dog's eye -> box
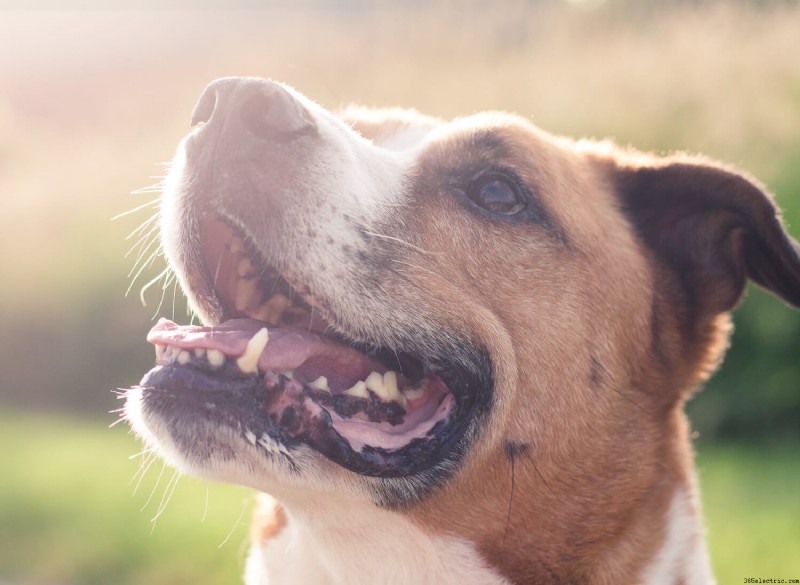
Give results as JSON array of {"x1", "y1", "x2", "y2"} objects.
[{"x1": 466, "y1": 175, "x2": 525, "y2": 216}]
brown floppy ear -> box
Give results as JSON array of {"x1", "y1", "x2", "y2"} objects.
[{"x1": 613, "y1": 156, "x2": 800, "y2": 316}]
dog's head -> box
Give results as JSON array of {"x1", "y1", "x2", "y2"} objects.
[{"x1": 126, "y1": 77, "x2": 800, "y2": 577}]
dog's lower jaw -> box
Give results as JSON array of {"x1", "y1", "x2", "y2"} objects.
[{"x1": 243, "y1": 493, "x2": 512, "y2": 585}]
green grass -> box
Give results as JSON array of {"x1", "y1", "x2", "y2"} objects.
[
  {"x1": 0, "y1": 413, "x2": 253, "y2": 585},
  {"x1": 1, "y1": 413, "x2": 798, "y2": 584},
  {"x1": 697, "y1": 444, "x2": 800, "y2": 583}
]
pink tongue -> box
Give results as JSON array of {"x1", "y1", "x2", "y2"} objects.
[{"x1": 147, "y1": 318, "x2": 385, "y2": 390}]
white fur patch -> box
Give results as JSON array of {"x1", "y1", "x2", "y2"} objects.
[
  {"x1": 244, "y1": 494, "x2": 510, "y2": 585},
  {"x1": 639, "y1": 487, "x2": 715, "y2": 585}
]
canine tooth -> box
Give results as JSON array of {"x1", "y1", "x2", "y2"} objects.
[
  {"x1": 344, "y1": 380, "x2": 369, "y2": 398},
  {"x1": 236, "y1": 327, "x2": 269, "y2": 373},
  {"x1": 244, "y1": 429, "x2": 257, "y2": 446},
  {"x1": 177, "y1": 350, "x2": 191, "y2": 365},
  {"x1": 365, "y1": 371, "x2": 387, "y2": 398},
  {"x1": 237, "y1": 257, "x2": 254, "y2": 278},
  {"x1": 280, "y1": 370, "x2": 294, "y2": 380},
  {"x1": 194, "y1": 348, "x2": 206, "y2": 358},
  {"x1": 155, "y1": 344, "x2": 166, "y2": 361},
  {"x1": 207, "y1": 349, "x2": 226, "y2": 368},
  {"x1": 235, "y1": 278, "x2": 260, "y2": 311},
  {"x1": 309, "y1": 376, "x2": 330, "y2": 392}
]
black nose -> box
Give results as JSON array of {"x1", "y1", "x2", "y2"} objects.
[{"x1": 190, "y1": 77, "x2": 314, "y2": 138}]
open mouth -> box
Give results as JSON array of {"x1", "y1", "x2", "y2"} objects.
[{"x1": 138, "y1": 218, "x2": 489, "y2": 478}]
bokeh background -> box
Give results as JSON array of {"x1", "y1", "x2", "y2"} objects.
[{"x1": 1, "y1": 1, "x2": 799, "y2": 583}]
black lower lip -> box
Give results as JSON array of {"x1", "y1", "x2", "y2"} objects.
[{"x1": 135, "y1": 343, "x2": 493, "y2": 480}]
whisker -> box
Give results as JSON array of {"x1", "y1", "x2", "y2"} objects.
[
  {"x1": 151, "y1": 470, "x2": 181, "y2": 528},
  {"x1": 140, "y1": 460, "x2": 167, "y2": 511},
  {"x1": 127, "y1": 230, "x2": 161, "y2": 268},
  {"x1": 125, "y1": 211, "x2": 160, "y2": 241},
  {"x1": 112, "y1": 198, "x2": 160, "y2": 221},
  {"x1": 363, "y1": 230, "x2": 434, "y2": 256},
  {"x1": 217, "y1": 497, "x2": 250, "y2": 549}
]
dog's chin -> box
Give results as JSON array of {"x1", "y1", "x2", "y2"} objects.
[{"x1": 126, "y1": 218, "x2": 493, "y2": 505}]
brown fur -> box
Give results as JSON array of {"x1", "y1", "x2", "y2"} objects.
[{"x1": 338, "y1": 113, "x2": 800, "y2": 582}]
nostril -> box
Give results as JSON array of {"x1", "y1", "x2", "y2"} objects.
[
  {"x1": 240, "y1": 86, "x2": 313, "y2": 139},
  {"x1": 191, "y1": 84, "x2": 217, "y2": 127}
]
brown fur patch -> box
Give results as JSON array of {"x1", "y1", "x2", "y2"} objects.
[{"x1": 252, "y1": 495, "x2": 288, "y2": 545}]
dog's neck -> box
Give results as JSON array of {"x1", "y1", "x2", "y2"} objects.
[
  {"x1": 245, "y1": 469, "x2": 714, "y2": 585},
  {"x1": 245, "y1": 492, "x2": 511, "y2": 585}
]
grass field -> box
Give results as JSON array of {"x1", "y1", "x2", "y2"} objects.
[{"x1": 0, "y1": 413, "x2": 798, "y2": 585}]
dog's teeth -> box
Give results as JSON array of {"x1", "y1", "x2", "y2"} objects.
[
  {"x1": 264, "y1": 294, "x2": 292, "y2": 326},
  {"x1": 177, "y1": 350, "x2": 190, "y2": 365},
  {"x1": 194, "y1": 348, "x2": 206, "y2": 358},
  {"x1": 244, "y1": 429, "x2": 257, "y2": 446},
  {"x1": 248, "y1": 302, "x2": 272, "y2": 323},
  {"x1": 280, "y1": 370, "x2": 294, "y2": 380},
  {"x1": 207, "y1": 349, "x2": 226, "y2": 368},
  {"x1": 236, "y1": 327, "x2": 269, "y2": 373},
  {"x1": 365, "y1": 371, "x2": 387, "y2": 399},
  {"x1": 343, "y1": 380, "x2": 369, "y2": 398},
  {"x1": 229, "y1": 238, "x2": 244, "y2": 254},
  {"x1": 308, "y1": 376, "x2": 330, "y2": 392},
  {"x1": 237, "y1": 257, "x2": 254, "y2": 278},
  {"x1": 382, "y1": 371, "x2": 400, "y2": 400},
  {"x1": 164, "y1": 345, "x2": 178, "y2": 361},
  {"x1": 235, "y1": 278, "x2": 260, "y2": 312},
  {"x1": 155, "y1": 344, "x2": 166, "y2": 361},
  {"x1": 403, "y1": 379, "x2": 428, "y2": 401}
]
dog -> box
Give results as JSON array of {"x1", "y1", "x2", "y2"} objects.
[{"x1": 125, "y1": 77, "x2": 800, "y2": 585}]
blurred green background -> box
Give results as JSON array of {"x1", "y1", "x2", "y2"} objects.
[{"x1": 0, "y1": 1, "x2": 798, "y2": 583}]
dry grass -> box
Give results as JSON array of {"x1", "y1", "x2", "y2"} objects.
[{"x1": 2, "y1": 3, "x2": 799, "y2": 309}]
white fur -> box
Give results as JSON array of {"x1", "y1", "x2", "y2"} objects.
[
  {"x1": 244, "y1": 494, "x2": 510, "y2": 585},
  {"x1": 639, "y1": 487, "x2": 715, "y2": 585}
]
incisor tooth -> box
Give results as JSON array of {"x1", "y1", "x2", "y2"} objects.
[
  {"x1": 309, "y1": 376, "x2": 330, "y2": 392},
  {"x1": 194, "y1": 348, "x2": 206, "y2": 358},
  {"x1": 236, "y1": 327, "x2": 269, "y2": 373},
  {"x1": 155, "y1": 344, "x2": 166, "y2": 361},
  {"x1": 343, "y1": 380, "x2": 369, "y2": 399},
  {"x1": 244, "y1": 429, "x2": 257, "y2": 446},
  {"x1": 207, "y1": 349, "x2": 225, "y2": 368},
  {"x1": 177, "y1": 350, "x2": 190, "y2": 365}
]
